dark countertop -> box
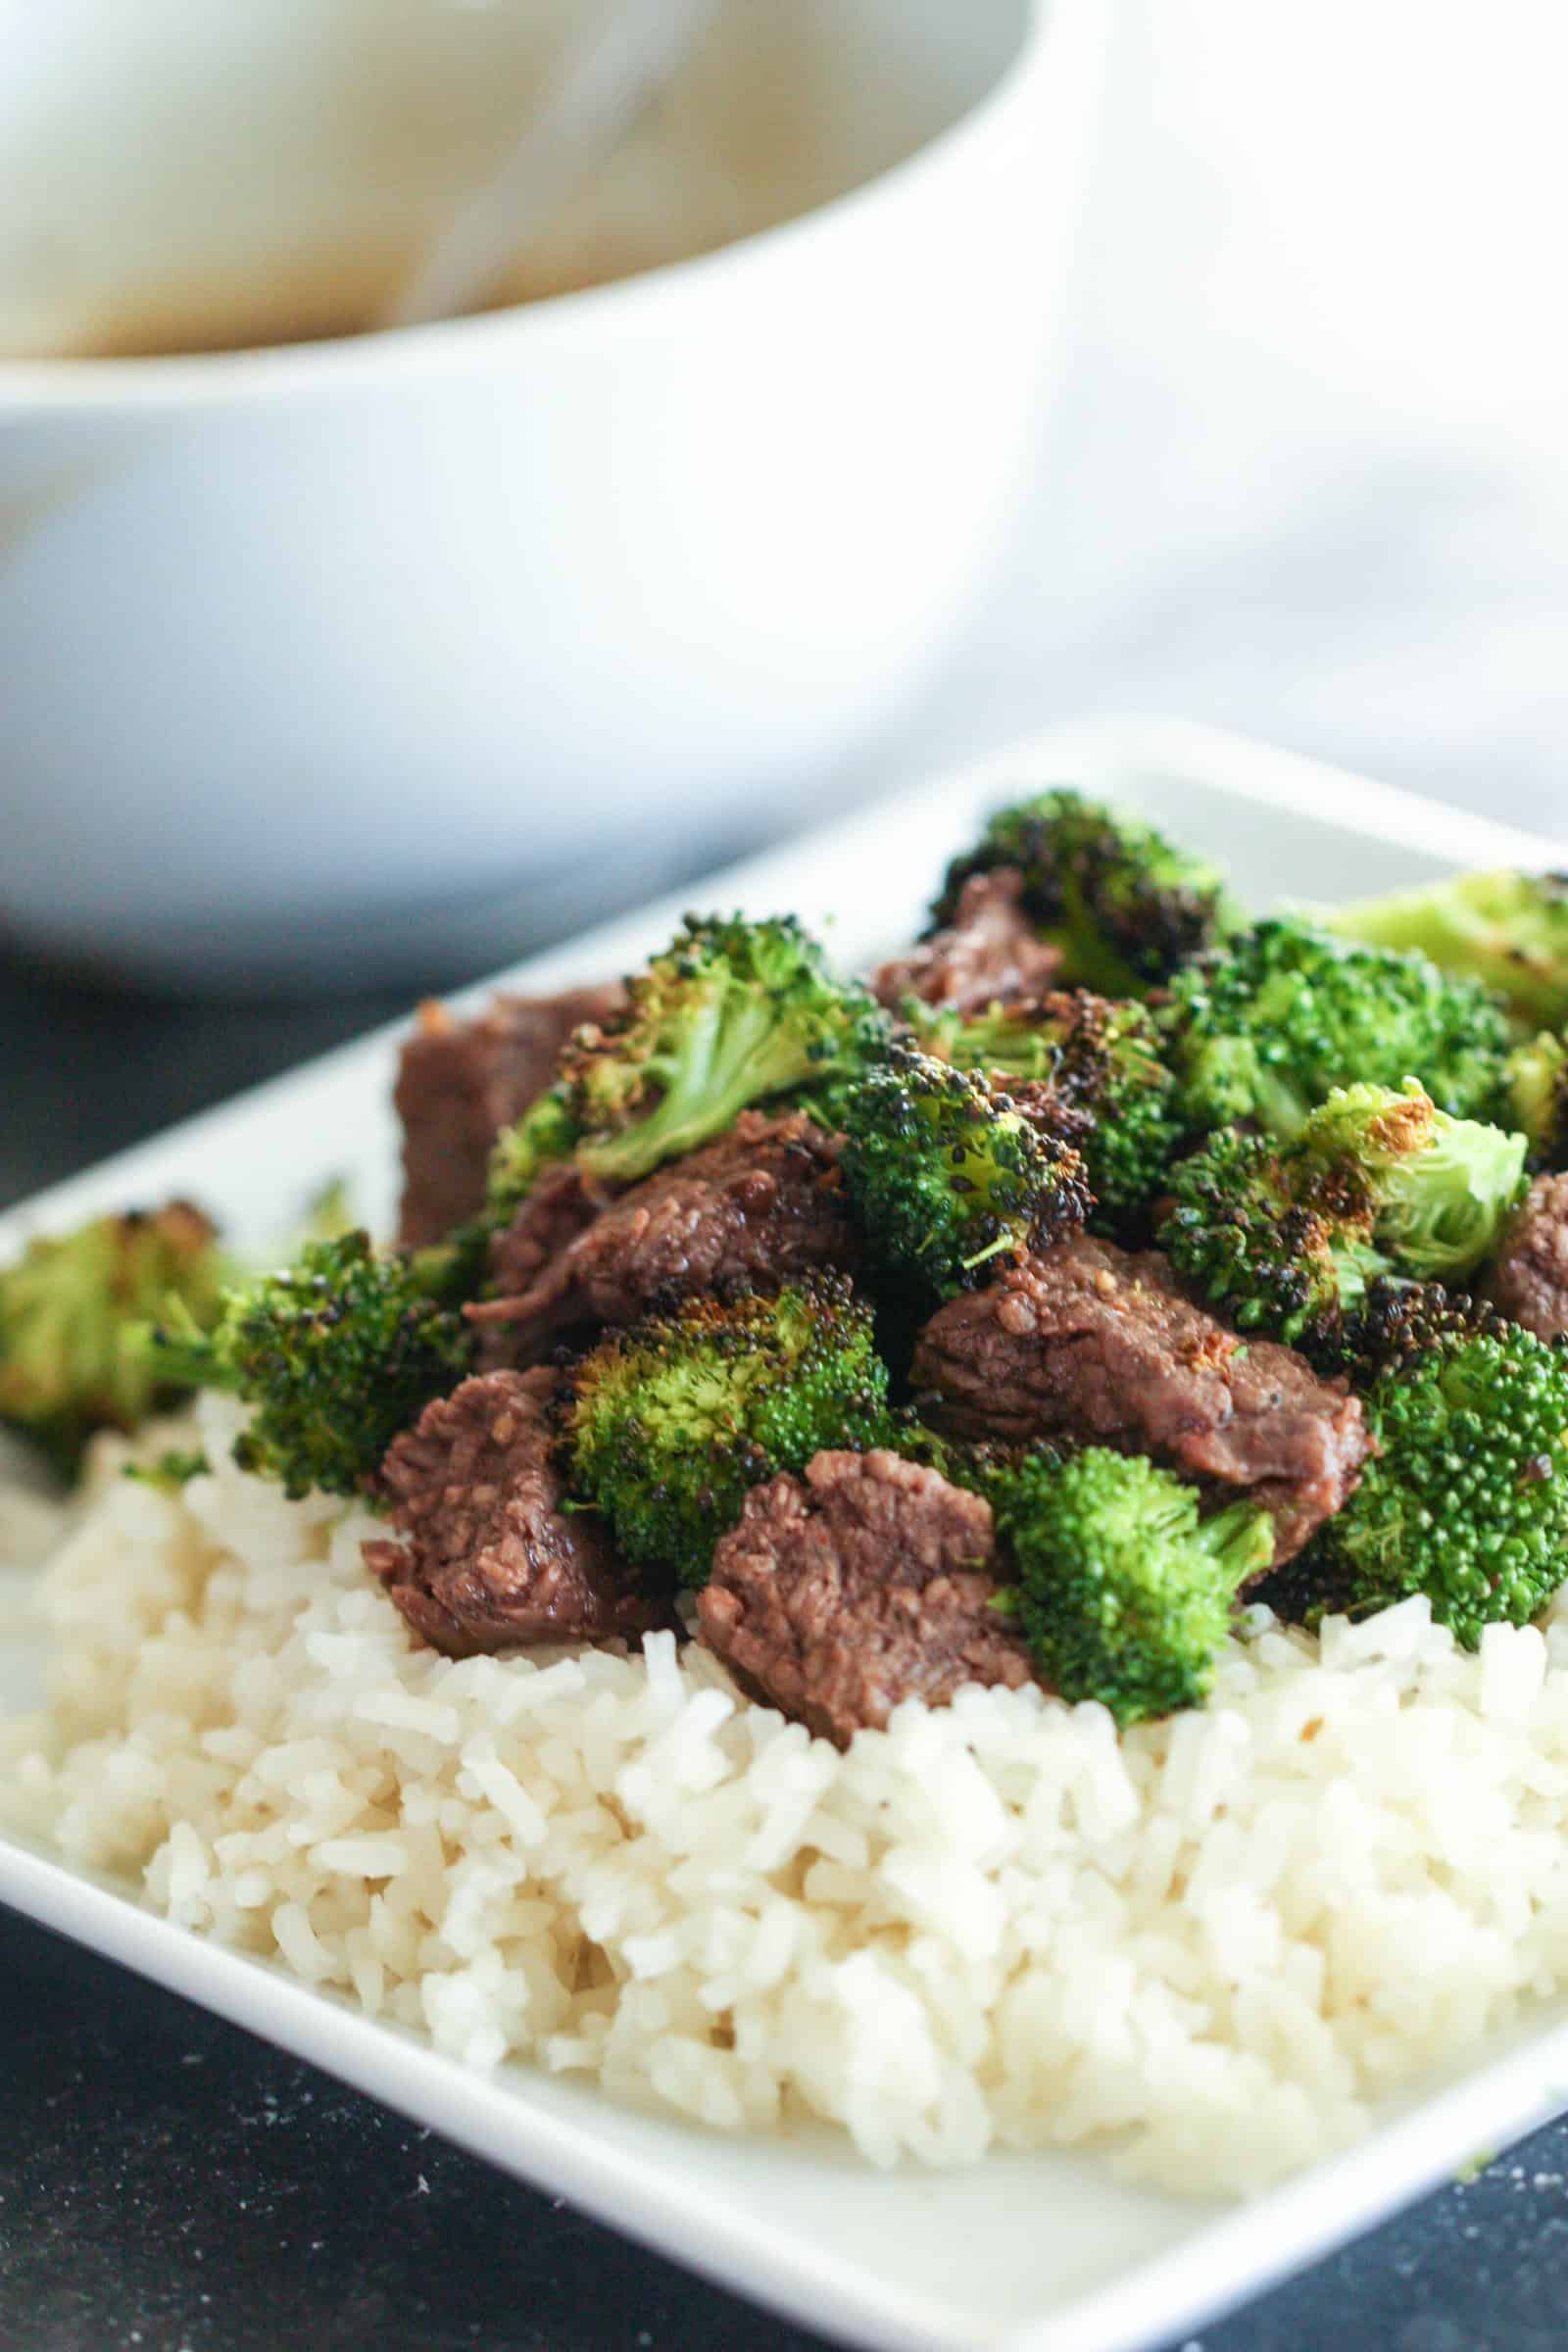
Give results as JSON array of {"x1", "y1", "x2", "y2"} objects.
[{"x1": 5, "y1": 941, "x2": 1568, "y2": 2352}]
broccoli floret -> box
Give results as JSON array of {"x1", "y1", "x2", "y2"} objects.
[
  {"x1": 1160, "y1": 918, "x2": 1511, "y2": 1139},
  {"x1": 1305, "y1": 1082, "x2": 1526, "y2": 1276},
  {"x1": 1324, "y1": 868, "x2": 1568, "y2": 1032},
  {"x1": 1500, "y1": 1030, "x2": 1568, "y2": 1168},
  {"x1": 1161, "y1": 1082, "x2": 1527, "y2": 1357},
  {"x1": 908, "y1": 988, "x2": 1182, "y2": 1224},
  {"x1": 837, "y1": 1048, "x2": 1091, "y2": 1301},
  {"x1": 0, "y1": 1202, "x2": 224, "y2": 1476},
  {"x1": 565, "y1": 1274, "x2": 891, "y2": 1581},
  {"x1": 140, "y1": 1230, "x2": 473, "y2": 1500},
  {"x1": 1340, "y1": 1274, "x2": 1505, "y2": 1381},
  {"x1": 1309, "y1": 1323, "x2": 1568, "y2": 1644},
  {"x1": 485, "y1": 915, "x2": 893, "y2": 1213},
  {"x1": 930, "y1": 788, "x2": 1243, "y2": 996},
  {"x1": 986, "y1": 1447, "x2": 1274, "y2": 1725},
  {"x1": 881, "y1": 1407, "x2": 1063, "y2": 1496},
  {"x1": 485, "y1": 1081, "x2": 583, "y2": 1224}
]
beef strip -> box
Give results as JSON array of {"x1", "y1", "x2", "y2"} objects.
[
  {"x1": 487, "y1": 1161, "x2": 604, "y2": 1300},
  {"x1": 910, "y1": 1233, "x2": 1370, "y2": 1565},
  {"x1": 395, "y1": 985, "x2": 624, "y2": 1247},
  {"x1": 869, "y1": 869, "x2": 1062, "y2": 1014},
  {"x1": 364, "y1": 1367, "x2": 663, "y2": 1656},
  {"x1": 699, "y1": 1449, "x2": 1038, "y2": 1746},
  {"x1": 1487, "y1": 1171, "x2": 1568, "y2": 1342},
  {"x1": 470, "y1": 1109, "x2": 860, "y2": 1367}
]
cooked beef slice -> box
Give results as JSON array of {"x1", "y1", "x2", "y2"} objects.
[
  {"x1": 869, "y1": 869, "x2": 1062, "y2": 1013},
  {"x1": 487, "y1": 1161, "x2": 604, "y2": 1299},
  {"x1": 910, "y1": 1233, "x2": 1370, "y2": 1565},
  {"x1": 395, "y1": 985, "x2": 623, "y2": 1247},
  {"x1": 1488, "y1": 1171, "x2": 1568, "y2": 1341},
  {"x1": 364, "y1": 1367, "x2": 662, "y2": 1655},
  {"x1": 699, "y1": 1448, "x2": 1038, "y2": 1746},
  {"x1": 470, "y1": 1110, "x2": 860, "y2": 1367}
]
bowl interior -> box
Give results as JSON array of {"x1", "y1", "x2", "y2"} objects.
[{"x1": 0, "y1": 0, "x2": 1033, "y2": 362}]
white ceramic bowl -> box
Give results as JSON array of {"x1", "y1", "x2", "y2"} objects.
[{"x1": 0, "y1": 0, "x2": 1102, "y2": 988}]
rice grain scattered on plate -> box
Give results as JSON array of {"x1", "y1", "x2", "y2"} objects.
[{"x1": 5, "y1": 1392, "x2": 1568, "y2": 2195}]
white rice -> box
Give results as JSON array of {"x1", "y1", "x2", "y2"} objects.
[{"x1": 7, "y1": 1390, "x2": 1568, "y2": 2195}]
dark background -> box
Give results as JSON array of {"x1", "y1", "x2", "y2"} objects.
[{"x1": 6, "y1": 940, "x2": 1568, "y2": 2352}]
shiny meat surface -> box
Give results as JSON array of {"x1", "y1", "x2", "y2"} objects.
[
  {"x1": 395, "y1": 985, "x2": 623, "y2": 1247},
  {"x1": 470, "y1": 1110, "x2": 859, "y2": 1367},
  {"x1": 364, "y1": 1367, "x2": 663, "y2": 1656},
  {"x1": 1488, "y1": 1171, "x2": 1568, "y2": 1342},
  {"x1": 699, "y1": 1448, "x2": 1037, "y2": 1747},
  {"x1": 869, "y1": 869, "x2": 1062, "y2": 1013},
  {"x1": 910, "y1": 1233, "x2": 1371, "y2": 1566}
]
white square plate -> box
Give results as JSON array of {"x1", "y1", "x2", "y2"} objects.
[{"x1": 6, "y1": 716, "x2": 1568, "y2": 2352}]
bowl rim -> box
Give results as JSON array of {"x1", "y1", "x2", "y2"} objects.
[{"x1": 0, "y1": 0, "x2": 1064, "y2": 414}]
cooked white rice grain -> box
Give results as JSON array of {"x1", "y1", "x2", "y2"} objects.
[{"x1": 8, "y1": 1391, "x2": 1568, "y2": 2192}]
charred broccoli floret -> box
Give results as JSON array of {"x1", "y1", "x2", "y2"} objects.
[
  {"x1": 1339, "y1": 1274, "x2": 1505, "y2": 1380},
  {"x1": 565, "y1": 1275, "x2": 891, "y2": 1581},
  {"x1": 484, "y1": 1082, "x2": 584, "y2": 1225},
  {"x1": 1499, "y1": 1030, "x2": 1568, "y2": 1169},
  {"x1": 1160, "y1": 1083, "x2": 1526, "y2": 1357},
  {"x1": 908, "y1": 988, "x2": 1182, "y2": 1223},
  {"x1": 837, "y1": 1048, "x2": 1091, "y2": 1301},
  {"x1": 986, "y1": 1447, "x2": 1274, "y2": 1725},
  {"x1": 484, "y1": 915, "x2": 893, "y2": 1219},
  {"x1": 0, "y1": 1203, "x2": 224, "y2": 1476},
  {"x1": 1324, "y1": 868, "x2": 1568, "y2": 1032},
  {"x1": 929, "y1": 787, "x2": 1243, "y2": 996},
  {"x1": 139, "y1": 1231, "x2": 473, "y2": 1500},
  {"x1": 1308, "y1": 1323, "x2": 1568, "y2": 1644},
  {"x1": 1160, "y1": 918, "x2": 1510, "y2": 1139},
  {"x1": 881, "y1": 1408, "x2": 1063, "y2": 1498}
]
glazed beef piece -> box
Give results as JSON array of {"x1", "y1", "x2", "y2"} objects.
[
  {"x1": 910, "y1": 1234, "x2": 1370, "y2": 1566},
  {"x1": 1487, "y1": 1172, "x2": 1568, "y2": 1342},
  {"x1": 699, "y1": 1449, "x2": 1038, "y2": 1747},
  {"x1": 470, "y1": 1110, "x2": 860, "y2": 1367},
  {"x1": 364, "y1": 1367, "x2": 663, "y2": 1656},
  {"x1": 869, "y1": 869, "x2": 1062, "y2": 1014},
  {"x1": 395, "y1": 985, "x2": 623, "y2": 1248},
  {"x1": 487, "y1": 1161, "x2": 604, "y2": 1300}
]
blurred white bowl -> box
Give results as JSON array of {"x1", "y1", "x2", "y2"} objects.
[{"x1": 0, "y1": 0, "x2": 1103, "y2": 988}]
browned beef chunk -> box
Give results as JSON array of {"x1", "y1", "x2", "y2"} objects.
[
  {"x1": 869, "y1": 869, "x2": 1062, "y2": 1013},
  {"x1": 487, "y1": 1162, "x2": 604, "y2": 1300},
  {"x1": 469, "y1": 1110, "x2": 860, "y2": 1367},
  {"x1": 1488, "y1": 1171, "x2": 1568, "y2": 1341},
  {"x1": 699, "y1": 1449, "x2": 1038, "y2": 1746},
  {"x1": 910, "y1": 1234, "x2": 1370, "y2": 1566},
  {"x1": 364, "y1": 1367, "x2": 663, "y2": 1656},
  {"x1": 395, "y1": 985, "x2": 624, "y2": 1248}
]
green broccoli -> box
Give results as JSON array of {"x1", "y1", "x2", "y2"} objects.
[
  {"x1": 1499, "y1": 1030, "x2": 1568, "y2": 1168},
  {"x1": 124, "y1": 1446, "x2": 212, "y2": 1493},
  {"x1": 0, "y1": 1202, "x2": 224, "y2": 1476},
  {"x1": 1308, "y1": 1322, "x2": 1568, "y2": 1644},
  {"x1": 565, "y1": 1274, "x2": 891, "y2": 1581},
  {"x1": 1160, "y1": 1082, "x2": 1527, "y2": 1357},
  {"x1": 1159, "y1": 918, "x2": 1511, "y2": 1139},
  {"x1": 929, "y1": 787, "x2": 1243, "y2": 996},
  {"x1": 485, "y1": 1081, "x2": 584, "y2": 1224},
  {"x1": 1323, "y1": 867, "x2": 1568, "y2": 1032},
  {"x1": 836, "y1": 1048, "x2": 1091, "y2": 1302},
  {"x1": 1339, "y1": 1274, "x2": 1504, "y2": 1382},
  {"x1": 907, "y1": 988, "x2": 1182, "y2": 1224},
  {"x1": 139, "y1": 1230, "x2": 473, "y2": 1500},
  {"x1": 484, "y1": 915, "x2": 892, "y2": 1218},
  {"x1": 986, "y1": 1447, "x2": 1275, "y2": 1725}
]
